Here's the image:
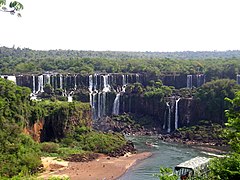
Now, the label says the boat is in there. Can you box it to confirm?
[174,156,211,179]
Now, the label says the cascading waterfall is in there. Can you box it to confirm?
[112,74,130,115]
[38,75,44,93]
[196,74,205,87]
[32,75,36,93]
[60,74,63,89]
[92,93,97,120]
[166,102,171,133]
[112,93,120,115]
[174,98,181,130]
[45,74,50,84]
[94,74,98,91]
[136,74,139,82]
[187,75,193,89]
[237,74,240,85]
[88,75,95,119]
[102,74,111,92]
[74,75,77,90]
[7,75,16,84]
[98,92,101,118]
[163,107,167,130]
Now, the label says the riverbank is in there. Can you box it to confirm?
[39,152,152,180]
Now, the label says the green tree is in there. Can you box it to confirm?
[208,92,240,179]
[0,0,23,17]
[154,167,178,180]
[225,91,240,153]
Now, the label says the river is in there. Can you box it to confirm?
[118,135,208,180]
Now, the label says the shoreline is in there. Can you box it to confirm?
[40,152,152,180]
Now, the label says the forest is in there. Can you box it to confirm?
[0,46,240,179]
[0,47,240,82]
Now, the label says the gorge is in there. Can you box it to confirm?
[0,72,233,134]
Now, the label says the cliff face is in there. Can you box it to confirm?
[25,102,92,142]
[10,73,226,134]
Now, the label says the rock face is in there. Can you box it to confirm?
[24,119,44,142]
[7,73,226,132]
[25,103,92,142]
[40,104,92,142]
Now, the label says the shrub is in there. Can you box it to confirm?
[40,142,59,153]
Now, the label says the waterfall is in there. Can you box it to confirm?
[92,93,97,120]
[60,74,63,89]
[89,75,93,92]
[187,75,192,88]
[112,74,129,115]
[163,107,167,130]
[67,91,74,102]
[113,93,120,115]
[197,74,205,87]
[102,92,106,116]
[166,102,171,133]
[122,74,126,86]
[89,75,94,119]
[174,98,181,130]
[7,75,16,84]
[45,74,50,85]
[102,74,111,92]
[74,75,77,90]
[68,95,73,102]
[237,74,240,85]
[38,75,44,93]
[122,74,127,92]
[97,92,101,118]
[94,74,97,91]
[32,75,36,93]
[136,74,139,82]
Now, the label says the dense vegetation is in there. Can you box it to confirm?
[0,78,41,178]
[1,47,240,82]
[1,47,240,179]
[208,92,240,179]
[0,78,128,178]
[156,92,240,179]
[193,79,240,123]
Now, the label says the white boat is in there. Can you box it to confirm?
[174,156,211,179]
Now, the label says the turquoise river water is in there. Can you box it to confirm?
[118,136,209,180]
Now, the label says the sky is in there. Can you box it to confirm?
[1,0,240,52]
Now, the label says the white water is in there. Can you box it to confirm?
[237,74,240,85]
[7,75,16,84]
[113,93,120,115]
[196,74,205,87]
[136,74,139,82]
[166,102,171,133]
[94,74,97,91]
[102,92,106,116]
[187,75,192,89]
[45,74,50,84]
[92,93,97,119]
[60,74,63,89]
[102,74,111,92]
[32,75,36,93]
[38,75,44,93]
[68,95,73,102]
[175,98,181,130]
[98,92,101,118]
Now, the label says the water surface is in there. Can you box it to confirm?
[118,136,207,180]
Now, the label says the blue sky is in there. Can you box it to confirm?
[1,0,240,52]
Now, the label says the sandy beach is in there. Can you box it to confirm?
[40,152,152,180]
